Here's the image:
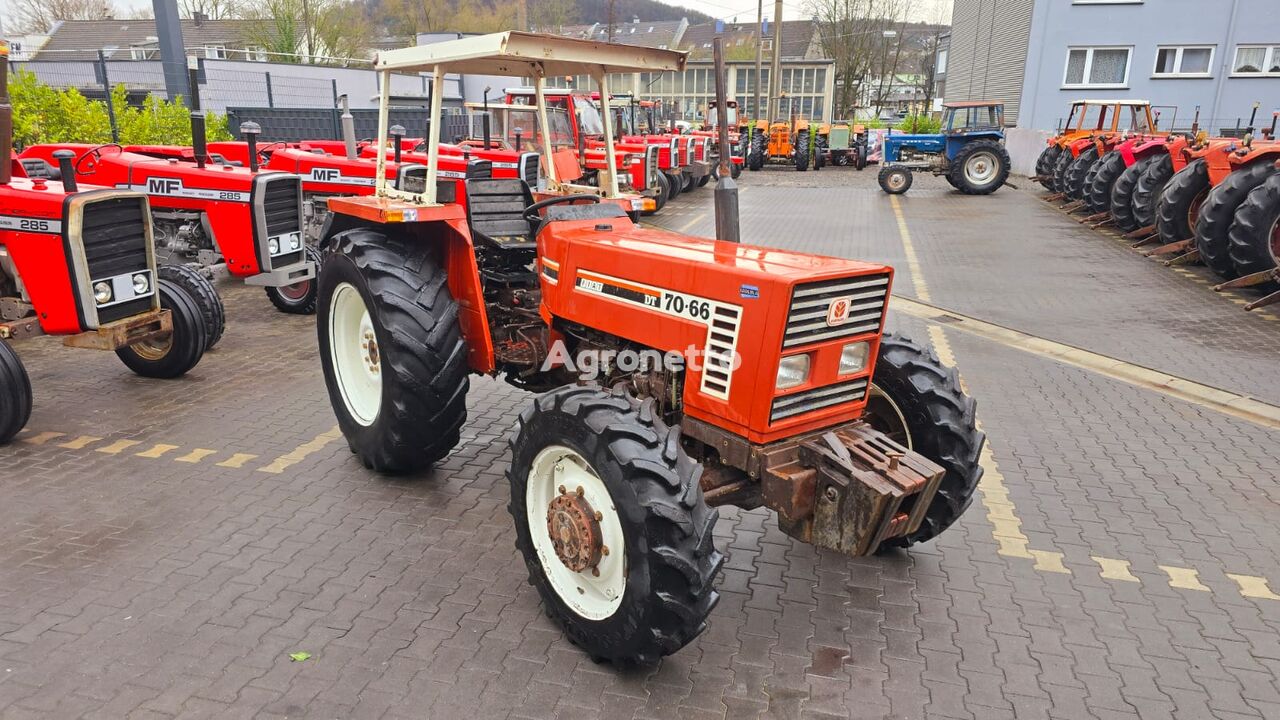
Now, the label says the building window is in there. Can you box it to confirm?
[204,44,226,60]
[1232,45,1280,75]
[1063,47,1131,87]
[936,48,948,74]
[1153,46,1214,77]
[130,46,155,60]
[245,46,268,62]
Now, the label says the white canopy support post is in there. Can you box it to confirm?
[597,69,619,198]
[425,65,445,205]
[375,70,390,197]
[534,73,558,187]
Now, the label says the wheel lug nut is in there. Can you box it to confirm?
[594,511,603,521]
[601,545,609,556]
[575,486,584,497]
[558,485,566,495]
[591,567,600,577]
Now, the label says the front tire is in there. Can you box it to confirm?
[116,279,208,379]
[949,140,1010,195]
[265,245,323,315]
[317,229,470,473]
[879,165,913,194]
[508,385,723,665]
[157,264,225,350]
[0,339,32,445]
[1195,161,1279,279]
[1227,173,1280,291]
[863,333,984,547]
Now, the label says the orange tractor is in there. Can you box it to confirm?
[313,33,982,665]
[1044,100,1158,204]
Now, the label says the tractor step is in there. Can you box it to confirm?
[1142,238,1191,257]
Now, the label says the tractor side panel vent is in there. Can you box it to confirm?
[467,160,493,179]
[771,378,869,423]
[79,195,153,324]
[782,274,889,349]
[699,303,742,401]
[521,153,540,186]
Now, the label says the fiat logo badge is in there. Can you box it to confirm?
[826,297,851,326]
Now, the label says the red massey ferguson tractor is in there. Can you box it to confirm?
[313,33,983,665]
[0,46,216,442]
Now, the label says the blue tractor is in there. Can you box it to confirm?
[877,102,1011,195]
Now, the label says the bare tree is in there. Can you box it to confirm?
[179,0,240,20]
[9,0,118,34]
[806,0,918,118]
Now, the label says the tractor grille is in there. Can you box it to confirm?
[521,153,540,186]
[782,274,890,349]
[467,160,493,179]
[771,378,869,423]
[79,196,154,324]
[255,175,304,270]
[399,166,428,193]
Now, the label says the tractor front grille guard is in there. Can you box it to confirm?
[65,192,158,329]
[252,174,305,271]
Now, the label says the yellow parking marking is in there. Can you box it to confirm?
[1093,556,1140,582]
[1161,565,1211,592]
[258,427,343,474]
[20,431,65,445]
[1227,574,1280,601]
[216,453,258,468]
[175,448,217,464]
[59,435,102,450]
[136,443,180,459]
[890,196,931,302]
[95,439,141,455]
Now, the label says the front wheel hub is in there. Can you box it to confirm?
[547,489,603,572]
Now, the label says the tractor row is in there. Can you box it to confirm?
[2,32,986,670]
[1037,99,1280,310]
[742,115,870,172]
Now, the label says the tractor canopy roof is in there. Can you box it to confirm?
[1073,99,1151,106]
[943,101,1003,109]
[375,31,687,76]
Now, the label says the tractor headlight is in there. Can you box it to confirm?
[289,234,302,251]
[132,273,150,295]
[93,281,113,305]
[268,238,280,255]
[775,354,810,390]
[838,341,870,375]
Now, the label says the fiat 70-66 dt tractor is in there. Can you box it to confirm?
[878,102,1011,195]
[314,33,983,666]
[0,43,216,442]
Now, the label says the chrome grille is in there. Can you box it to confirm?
[79,195,154,324]
[771,378,869,423]
[782,274,889,349]
[254,174,304,270]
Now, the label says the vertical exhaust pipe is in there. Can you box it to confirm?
[0,39,12,186]
[187,57,207,169]
[240,121,261,172]
[390,124,405,164]
[339,94,356,160]
[52,150,77,191]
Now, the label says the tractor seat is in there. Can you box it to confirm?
[466,178,537,251]
[19,159,60,181]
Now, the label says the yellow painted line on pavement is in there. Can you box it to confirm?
[136,443,180,459]
[175,448,217,464]
[59,435,101,450]
[1227,574,1280,601]
[1093,556,1140,583]
[258,426,343,474]
[20,431,65,445]
[890,196,930,302]
[216,453,258,469]
[95,439,142,455]
[1161,565,1211,592]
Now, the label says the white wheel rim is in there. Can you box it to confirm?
[526,445,626,620]
[888,171,907,191]
[965,151,998,185]
[329,282,382,426]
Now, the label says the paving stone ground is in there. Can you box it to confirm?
[2,166,1279,719]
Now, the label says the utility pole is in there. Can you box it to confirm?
[767,0,783,123]
[712,38,739,243]
[753,0,763,120]
[152,0,190,102]
[516,0,528,31]
[607,0,616,42]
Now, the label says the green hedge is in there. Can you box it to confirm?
[9,69,232,149]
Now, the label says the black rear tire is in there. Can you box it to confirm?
[265,245,323,315]
[157,264,225,349]
[317,228,469,473]
[878,165,913,194]
[697,174,710,187]
[1036,145,1061,189]
[1195,161,1279,279]
[948,140,1010,195]
[681,172,695,193]
[1110,155,1156,232]
[1227,172,1280,291]
[508,384,723,666]
[855,144,868,170]
[1085,151,1126,214]
[864,333,984,548]
[1132,153,1174,229]
[1156,158,1210,247]
[1050,147,1075,193]
[116,279,208,379]
[0,339,32,445]
[664,171,682,201]
[794,129,810,171]
[1064,146,1098,200]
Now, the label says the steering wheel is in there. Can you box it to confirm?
[522,193,601,224]
[75,143,122,175]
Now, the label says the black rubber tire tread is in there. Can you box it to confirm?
[1050,147,1075,193]
[1080,156,1103,205]
[1195,160,1279,280]
[1036,145,1061,189]
[794,129,810,171]
[116,279,207,379]
[815,134,827,170]
[878,165,912,194]
[157,264,225,350]
[747,131,765,171]
[0,339,33,445]
[948,140,1011,195]
[507,384,723,666]
[1227,172,1280,291]
[1064,146,1098,200]
[653,172,670,210]
[681,172,695,193]
[872,333,984,548]
[1085,151,1126,214]
[317,228,469,473]
[1132,154,1174,229]
[696,174,710,187]
[664,171,682,201]
[855,144,868,170]
[1109,155,1156,232]
[265,244,323,315]
[1156,158,1209,247]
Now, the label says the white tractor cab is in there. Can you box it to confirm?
[366,35,682,217]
